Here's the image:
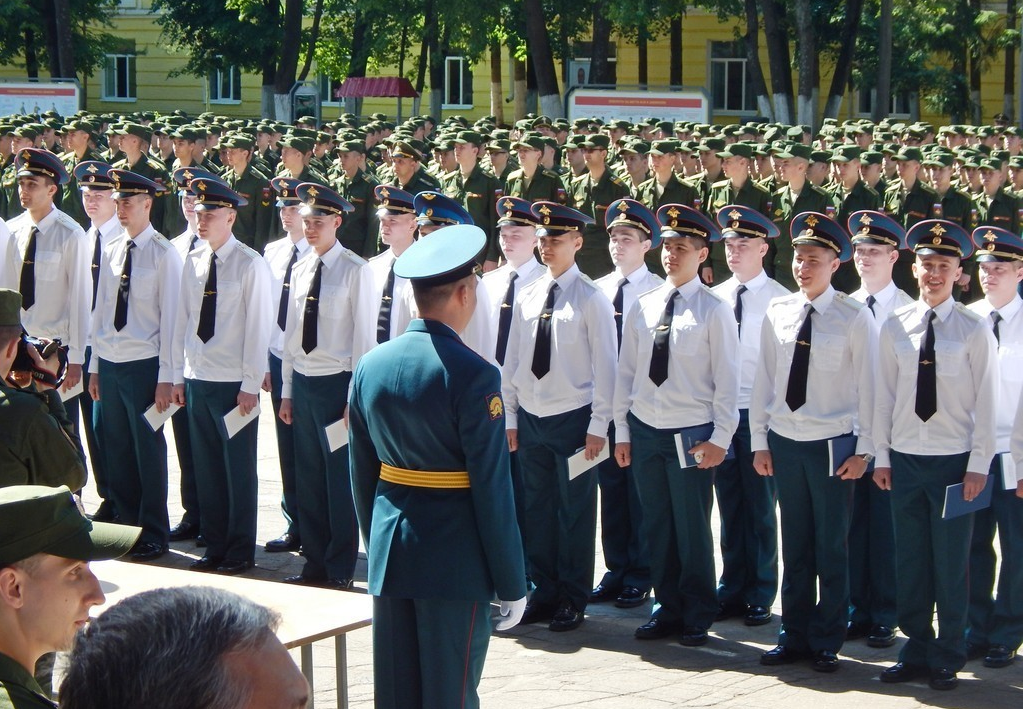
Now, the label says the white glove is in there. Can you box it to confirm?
[494,596,527,631]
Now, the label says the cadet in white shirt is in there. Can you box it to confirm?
[88,169,182,562]
[367,185,416,346]
[72,160,121,524]
[0,149,89,425]
[260,176,311,554]
[615,204,739,646]
[874,220,997,690]
[590,198,663,610]
[277,183,374,588]
[844,210,913,650]
[752,212,876,673]
[710,204,787,628]
[171,178,272,576]
[503,201,617,632]
[965,226,1023,669]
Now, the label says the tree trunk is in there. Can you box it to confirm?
[346,9,372,115]
[52,0,75,77]
[669,16,682,86]
[590,3,614,85]
[793,0,818,127]
[513,55,527,121]
[261,63,275,119]
[24,28,39,79]
[1005,0,1016,120]
[415,0,433,97]
[273,0,304,119]
[874,0,892,121]
[969,0,982,124]
[823,0,864,119]
[490,39,504,124]
[761,0,794,123]
[523,0,563,117]
[43,5,60,77]
[744,0,771,118]
[298,0,325,82]
[397,21,409,120]
[427,21,447,119]
[637,29,648,88]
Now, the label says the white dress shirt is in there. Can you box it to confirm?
[875,297,998,472]
[170,229,201,262]
[263,233,310,358]
[750,286,877,454]
[502,264,618,437]
[614,276,740,448]
[850,280,914,329]
[172,235,272,394]
[406,276,496,362]
[712,269,791,409]
[595,263,665,323]
[90,225,182,382]
[367,248,414,343]
[281,241,375,398]
[1,206,90,365]
[969,295,1023,461]
[481,257,546,359]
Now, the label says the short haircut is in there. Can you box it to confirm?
[411,272,475,314]
[60,586,280,709]
[0,325,20,349]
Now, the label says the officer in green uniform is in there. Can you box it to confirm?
[884,146,937,296]
[442,130,503,266]
[348,224,526,709]
[0,485,139,709]
[111,123,172,239]
[503,133,567,204]
[221,133,275,253]
[769,144,834,291]
[334,140,381,258]
[567,133,631,278]
[0,289,86,489]
[708,142,772,285]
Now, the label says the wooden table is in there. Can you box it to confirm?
[91,560,373,709]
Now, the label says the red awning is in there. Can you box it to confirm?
[335,77,419,99]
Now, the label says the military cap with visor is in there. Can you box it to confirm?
[790,211,853,261]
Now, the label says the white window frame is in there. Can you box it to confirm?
[208,63,242,104]
[443,56,473,110]
[319,75,343,107]
[102,54,136,102]
[857,89,913,119]
[709,42,756,116]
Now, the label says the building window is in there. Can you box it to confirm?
[319,75,342,106]
[103,54,136,101]
[710,41,755,114]
[857,89,912,118]
[208,64,242,103]
[443,56,472,109]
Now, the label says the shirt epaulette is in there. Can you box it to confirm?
[507,169,525,181]
[340,248,369,267]
[53,211,82,230]
[956,302,984,322]
[543,168,561,180]
[711,178,731,189]
[609,174,628,188]
[235,242,263,262]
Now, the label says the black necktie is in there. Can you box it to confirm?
[113,241,134,331]
[613,277,628,349]
[302,259,323,354]
[992,311,1002,344]
[531,282,559,379]
[19,227,38,310]
[785,305,814,411]
[734,284,748,336]
[276,245,299,332]
[196,252,217,343]
[648,290,679,386]
[189,233,198,251]
[866,294,876,317]
[90,228,101,311]
[376,263,395,344]
[495,271,518,365]
[915,310,937,421]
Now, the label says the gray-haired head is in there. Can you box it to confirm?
[60,586,281,709]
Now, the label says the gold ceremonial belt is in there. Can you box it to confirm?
[379,463,471,489]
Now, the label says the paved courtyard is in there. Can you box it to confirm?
[74,404,1021,708]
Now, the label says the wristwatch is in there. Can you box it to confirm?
[859,453,875,464]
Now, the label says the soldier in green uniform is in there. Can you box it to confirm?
[707,142,772,285]
[442,130,503,267]
[829,145,881,294]
[884,146,937,296]
[59,120,103,230]
[503,133,567,205]
[635,139,699,275]
[221,133,274,253]
[349,224,526,709]
[0,485,139,709]
[389,139,440,195]
[924,151,977,300]
[566,133,631,278]
[334,140,381,258]
[1,127,38,221]
[111,123,172,239]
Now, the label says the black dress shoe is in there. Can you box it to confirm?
[129,542,168,562]
[195,535,207,548]
[846,620,871,641]
[879,661,927,683]
[744,605,773,626]
[635,617,681,640]
[189,555,224,571]
[325,578,354,591]
[548,603,584,632]
[867,624,897,648]
[928,668,958,691]
[519,601,556,625]
[716,601,747,622]
[168,521,199,541]
[589,583,621,603]
[89,501,118,522]
[264,532,301,553]
[214,559,254,575]
[615,586,650,608]
[283,574,324,586]
[760,645,809,666]
[679,627,709,647]
[983,645,1017,668]
[966,641,989,661]
[812,650,839,673]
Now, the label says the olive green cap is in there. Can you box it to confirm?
[0,486,140,566]
[0,288,22,327]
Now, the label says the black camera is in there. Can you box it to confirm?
[11,332,67,388]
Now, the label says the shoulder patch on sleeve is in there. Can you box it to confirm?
[486,392,504,420]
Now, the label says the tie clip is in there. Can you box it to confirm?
[796,340,810,346]
[540,313,552,319]
[920,359,933,366]
[500,303,512,309]
[203,290,216,296]
[656,324,670,332]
